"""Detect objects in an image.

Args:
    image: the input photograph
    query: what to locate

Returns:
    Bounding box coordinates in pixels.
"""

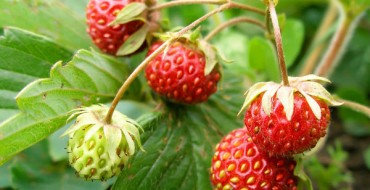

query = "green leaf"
[248,37,280,82]
[116,25,149,56]
[365,145,370,170]
[336,88,370,137]
[0,49,138,165]
[113,71,244,189]
[110,2,147,26]
[0,27,73,122]
[213,30,249,75]
[0,0,91,51]
[294,157,313,190]
[305,141,353,189]
[282,19,304,67]
[10,140,114,190]
[0,161,12,188]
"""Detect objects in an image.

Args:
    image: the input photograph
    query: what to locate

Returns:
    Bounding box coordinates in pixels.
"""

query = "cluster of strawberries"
[81,0,341,186]
[86,0,221,105]
[210,77,338,189]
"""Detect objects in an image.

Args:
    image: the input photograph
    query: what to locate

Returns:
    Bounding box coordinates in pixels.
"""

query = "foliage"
[305,141,353,190]
[0,0,369,189]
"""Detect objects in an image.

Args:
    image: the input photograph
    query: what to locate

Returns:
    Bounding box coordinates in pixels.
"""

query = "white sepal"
[289,74,330,84]
[299,90,322,120]
[276,86,295,121]
[104,125,122,160]
[121,128,136,156]
[261,84,280,116]
[297,81,342,106]
[62,116,93,137]
[84,123,103,142]
[238,82,273,115]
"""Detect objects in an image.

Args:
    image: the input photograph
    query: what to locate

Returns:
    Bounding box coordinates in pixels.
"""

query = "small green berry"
[63,105,143,180]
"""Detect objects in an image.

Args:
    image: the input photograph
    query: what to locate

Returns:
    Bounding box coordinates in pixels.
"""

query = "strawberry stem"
[149,0,265,16]
[339,98,370,118]
[314,10,364,77]
[300,1,337,76]
[268,0,289,86]
[105,1,234,124]
[205,16,266,41]
[149,0,226,10]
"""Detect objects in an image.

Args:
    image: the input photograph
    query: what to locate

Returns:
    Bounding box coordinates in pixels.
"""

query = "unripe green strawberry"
[63,105,143,180]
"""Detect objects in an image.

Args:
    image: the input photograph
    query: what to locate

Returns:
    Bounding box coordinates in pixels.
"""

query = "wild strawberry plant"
[0,0,370,189]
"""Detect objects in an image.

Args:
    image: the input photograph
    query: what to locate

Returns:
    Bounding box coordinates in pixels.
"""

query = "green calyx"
[62,104,143,180]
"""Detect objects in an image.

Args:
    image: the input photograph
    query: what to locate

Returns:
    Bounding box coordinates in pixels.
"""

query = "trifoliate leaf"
[109,2,147,26]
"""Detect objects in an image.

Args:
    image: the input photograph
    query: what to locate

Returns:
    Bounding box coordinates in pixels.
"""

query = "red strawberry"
[210,128,298,190]
[240,75,342,157]
[145,40,221,104]
[86,0,144,55]
[245,92,330,157]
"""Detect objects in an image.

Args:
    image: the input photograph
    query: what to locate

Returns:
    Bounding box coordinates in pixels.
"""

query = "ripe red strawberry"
[86,0,144,55]
[245,92,330,157]
[145,40,221,104]
[210,128,298,190]
[240,75,342,157]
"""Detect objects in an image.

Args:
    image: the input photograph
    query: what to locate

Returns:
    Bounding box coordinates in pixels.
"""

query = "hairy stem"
[314,4,364,77]
[105,2,233,123]
[339,98,370,118]
[205,16,266,41]
[300,1,338,76]
[268,1,289,86]
[149,0,226,10]
[230,2,265,15]
[265,8,273,39]
[150,0,265,16]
